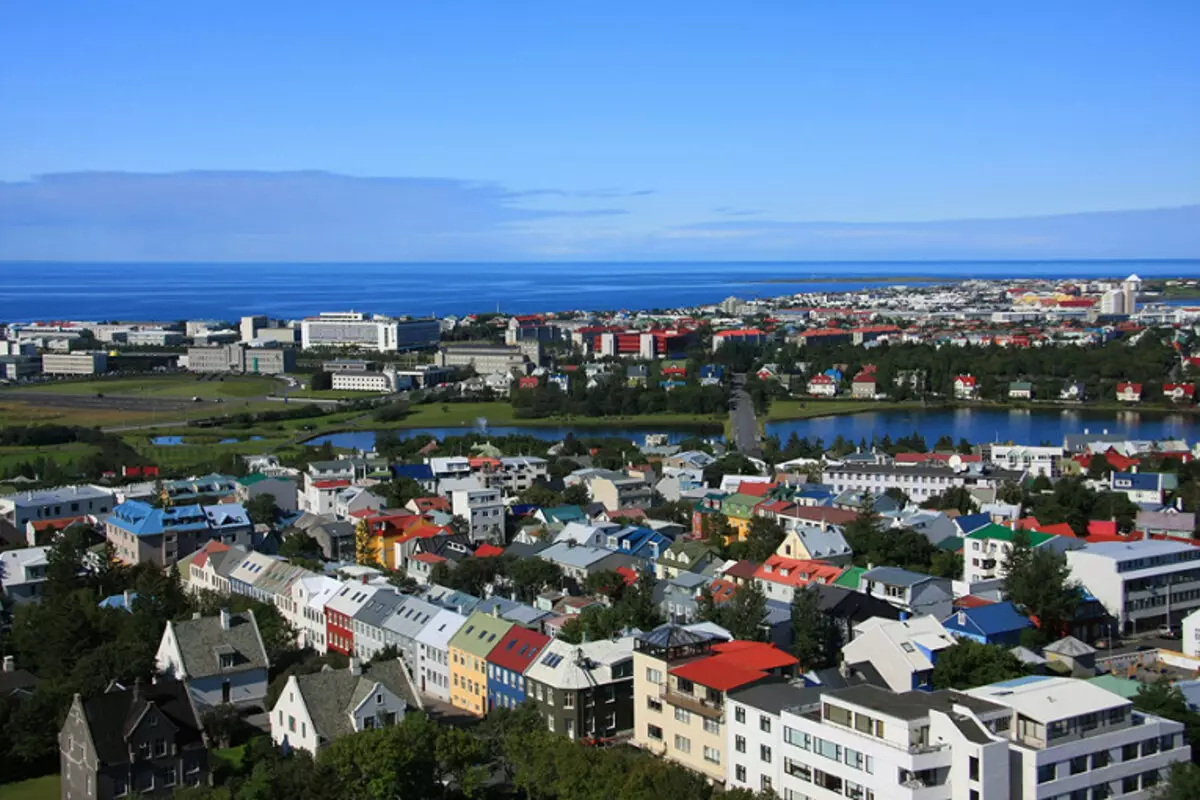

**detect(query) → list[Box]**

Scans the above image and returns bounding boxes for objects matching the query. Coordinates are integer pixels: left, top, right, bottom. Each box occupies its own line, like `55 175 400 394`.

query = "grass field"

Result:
15 374 282 399
396 401 725 430
0 775 60 800
765 398 923 421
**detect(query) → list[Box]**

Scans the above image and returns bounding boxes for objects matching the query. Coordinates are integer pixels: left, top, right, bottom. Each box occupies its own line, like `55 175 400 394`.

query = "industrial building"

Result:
186 343 296 374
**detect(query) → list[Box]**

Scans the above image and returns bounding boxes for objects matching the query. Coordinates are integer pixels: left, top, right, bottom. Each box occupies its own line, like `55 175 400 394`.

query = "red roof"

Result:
615 566 640 586
895 452 982 464
486 626 550 673
1164 383 1196 397
753 555 842 588
1073 449 1141 472
349 508 378 519
709 579 738 604
953 595 997 609
737 481 777 498
607 507 647 521
721 560 760 581
411 496 451 513
1087 520 1118 538
758 500 793 514
852 372 876 383
715 328 765 338
192 540 231 569
668 641 798 691
312 479 351 490
410 552 446 564
474 543 504 558
955 375 977 386
1117 382 1143 393
28 515 87 532
808 374 835 384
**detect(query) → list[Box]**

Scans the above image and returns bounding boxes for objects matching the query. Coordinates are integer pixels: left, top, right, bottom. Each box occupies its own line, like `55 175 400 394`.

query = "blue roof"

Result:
392 463 434 481
98 592 138 612
955 513 992 535
540 505 586 523
699 365 724 378
986 674 1052 689
862 566 934 586
942 601 1033 637
107 500 210 537
1111 472 1162 491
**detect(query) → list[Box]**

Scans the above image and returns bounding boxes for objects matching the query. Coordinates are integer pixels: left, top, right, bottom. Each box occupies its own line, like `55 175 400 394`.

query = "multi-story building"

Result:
445 478 504 543
485 625 550 712
632 623 798 785
987 444 1063 478
447 610 515 716
435 342 538 373
857 567 953 620
300 311 438 352
961 524 1073 588
414 607 467 702
351 587 406 661
380 594 440 671
331 370 396 392
59 678 210 799
473 456 549 493
105 500 253 568
240 315 298 345
725 677 818 795
523 636 637 742
589 473 654 513
1065 539 1200 633
822 463 1025 504
126 329 184 347
0 485 114 534
42 351 108 375
284 574 342 653
187 343 296 374
0 545 49 605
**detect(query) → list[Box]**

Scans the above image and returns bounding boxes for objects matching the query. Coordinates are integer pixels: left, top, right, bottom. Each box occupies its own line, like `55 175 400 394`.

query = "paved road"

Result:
730 373 763 459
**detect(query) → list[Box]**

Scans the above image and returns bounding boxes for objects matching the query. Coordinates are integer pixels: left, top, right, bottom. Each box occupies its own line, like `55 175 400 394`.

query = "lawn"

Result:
0 442 99 472
765 398 922 421
0 775 60 800
394 401 725 430
15 374 282 399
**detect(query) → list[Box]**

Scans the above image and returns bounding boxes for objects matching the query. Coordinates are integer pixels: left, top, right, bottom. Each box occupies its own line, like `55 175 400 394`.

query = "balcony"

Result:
661 686 723 720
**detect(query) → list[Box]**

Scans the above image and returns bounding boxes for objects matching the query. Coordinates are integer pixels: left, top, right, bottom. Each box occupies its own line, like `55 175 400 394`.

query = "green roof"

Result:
237 473 271 486
965 523 1054 547
1009 381 1033 390
833 566 866 589
1087 674 1142 699
448 611 516 658
721 493 761 518
935 536 964 552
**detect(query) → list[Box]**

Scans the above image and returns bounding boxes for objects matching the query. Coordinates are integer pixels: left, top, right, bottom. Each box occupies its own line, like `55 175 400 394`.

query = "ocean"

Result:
0 259 1197 321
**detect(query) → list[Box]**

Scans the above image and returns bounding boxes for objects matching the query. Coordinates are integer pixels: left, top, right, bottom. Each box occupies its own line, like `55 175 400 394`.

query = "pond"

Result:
149 435 264 446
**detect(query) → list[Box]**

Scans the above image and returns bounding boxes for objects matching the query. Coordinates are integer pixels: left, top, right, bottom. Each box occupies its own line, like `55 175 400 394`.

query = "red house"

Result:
1163 383 1195 403
518 376 539 390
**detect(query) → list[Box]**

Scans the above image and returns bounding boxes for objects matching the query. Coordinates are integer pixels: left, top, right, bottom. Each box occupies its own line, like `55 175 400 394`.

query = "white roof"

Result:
1069 538 1199 566
326 583 380 616
0 546 50 586
2 484 113 507
227 550 278 586
966 676 1129 723
849 616 956 671
523 636 635 690
439 476 484 494
553 521 615 546
413 608 468 650
300 575 343 613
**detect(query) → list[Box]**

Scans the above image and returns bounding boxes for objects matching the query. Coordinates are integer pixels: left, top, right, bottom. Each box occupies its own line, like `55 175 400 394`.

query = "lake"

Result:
764 408 1198 447
301 408 1198 452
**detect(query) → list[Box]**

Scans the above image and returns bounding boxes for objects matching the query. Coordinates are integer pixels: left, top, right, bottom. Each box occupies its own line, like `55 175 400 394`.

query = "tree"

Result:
380 477 425 509
930 550 963 580
1133 679 1200 762
883 486 911 506
790 585 838 669
583 569 628 602
449 515 470 537
997 481 1024 505
504 557 564 603
703 453 759 489
1002 530 1079 644
518 484 563 508
201 703 242 749
1156 762 1200 799
245 493 280 526
562 483 590 506
618 569 663 632
436 725 491 798
354 519 375 566
279 531 323 562
702 582 767 641
740 515 786 562
309 370 333 391
703 513 734 550
922 485 979 515
931 639 1027 689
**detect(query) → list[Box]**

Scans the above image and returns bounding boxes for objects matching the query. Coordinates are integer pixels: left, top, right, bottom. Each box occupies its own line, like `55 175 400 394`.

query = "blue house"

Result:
485 625 550 711
941 601 1033 646
954 512 992 537
391 463 437 492
659 379 687 391
699 365 725 386
604 526 673 562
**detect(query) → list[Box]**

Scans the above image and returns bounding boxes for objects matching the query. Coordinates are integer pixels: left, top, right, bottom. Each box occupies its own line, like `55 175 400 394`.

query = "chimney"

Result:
2 655 14 673
348 657 362 676
219 608 231 630
491 604 501 618
132 677 143 705
361 574 368 584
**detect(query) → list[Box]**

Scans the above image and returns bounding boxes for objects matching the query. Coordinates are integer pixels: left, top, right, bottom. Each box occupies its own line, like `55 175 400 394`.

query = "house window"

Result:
647 724 663 741
703 746 721 764
735 735 746 753
164 767 177 787
760 715 771 733
735 706 746 724
760 744 772 763
674 735 691 754
646 696 662 713
219 653 235 669
288 716 296 732
564 692 575 709
646 667 663 683
154 738 166 756
969 755 979 781
703 717 720 735
735 765 746 782
675 707 691 723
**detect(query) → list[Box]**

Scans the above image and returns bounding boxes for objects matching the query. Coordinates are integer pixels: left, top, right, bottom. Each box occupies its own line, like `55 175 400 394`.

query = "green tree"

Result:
931 639 1027 689
617 568 663 631
1133 679 1200 761
703 513 734 550
702 582 767 641
1002 530 1079 643
379 476 426 509
309 370 333 391
1156 762 1200 799
518 483 564 508
504 557 564 603
790 585 838 669
922 485 979 515
436 725 491 798
245 494 279 526
583 569 628 602
562 483 590 506
740 515 786 562
278 532 322 562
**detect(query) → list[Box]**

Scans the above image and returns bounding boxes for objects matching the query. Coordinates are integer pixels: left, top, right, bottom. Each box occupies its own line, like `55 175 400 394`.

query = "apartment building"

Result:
187 343 295 374
414 608 467 703
632 623 798 784
1065 539 1200 633
589 472 654 513
961 524 1077 588
474 456 549 493
324 583 380 656
435 342 538 373
822 463 1025 504
0 485 114 531
523 636 636 742
105 500 253 568
300 311 439 352
283 574 342 653
987 444 1063 478
725 677 816 795
41 351 108 375
443 478 504 543
331 370 396 392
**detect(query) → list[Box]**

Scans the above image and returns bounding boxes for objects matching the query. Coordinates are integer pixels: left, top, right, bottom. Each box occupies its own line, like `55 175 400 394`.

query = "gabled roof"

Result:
168 611 268 679
486 626 550 673
79 679 203 765
448 610 515 658
942 601 1032 637
966 523 1054 547
291 660 419 744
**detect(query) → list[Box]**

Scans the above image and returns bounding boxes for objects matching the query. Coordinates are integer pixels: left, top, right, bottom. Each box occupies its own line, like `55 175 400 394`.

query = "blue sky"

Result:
1 1 1198 261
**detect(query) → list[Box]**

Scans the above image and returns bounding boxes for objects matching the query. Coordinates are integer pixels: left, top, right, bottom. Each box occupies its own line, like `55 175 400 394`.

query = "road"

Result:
730 373 764 459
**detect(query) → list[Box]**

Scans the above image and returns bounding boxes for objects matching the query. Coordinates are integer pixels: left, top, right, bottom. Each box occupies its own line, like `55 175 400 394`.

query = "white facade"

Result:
1183 607 1200 658
447 480 504 543
331 371 395 392
414 608 467 702
725 691 786 794
841 616 957 693
0 485 114 529
286 575 342 654
1065 540 1200 633
987 445 1062 478
0 546 49 605
41 352 108 375
822 464 1022 504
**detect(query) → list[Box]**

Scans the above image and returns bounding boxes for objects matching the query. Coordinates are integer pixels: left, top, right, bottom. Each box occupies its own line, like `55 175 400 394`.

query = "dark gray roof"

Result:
504 541 552 559
823 684 1003 721
354 588 405 628
81 679 203 765
861 566 936 587
384 595 441 641
172 611 268 679
729 676 823 715
813 584 902 624
0 668 38 695
949 713 992 744
635 623 715 649
293 660 418 744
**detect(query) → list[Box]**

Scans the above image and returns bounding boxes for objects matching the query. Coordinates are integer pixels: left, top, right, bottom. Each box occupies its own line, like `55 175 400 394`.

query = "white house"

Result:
443 477 504 543
269 658 420 755
155 609 270 709
987 444 1062 478
1116 382 1142 403
725 677 814 793
954 374 978 399
841 616 957 693
1183 607 1200 658
807 374 837 397
0 546 49 605
414 607 467 702
285 574 343 654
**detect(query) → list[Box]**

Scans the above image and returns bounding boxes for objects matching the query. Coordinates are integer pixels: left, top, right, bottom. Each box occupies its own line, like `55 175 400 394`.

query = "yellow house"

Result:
720 493 760 541
447 610 514 716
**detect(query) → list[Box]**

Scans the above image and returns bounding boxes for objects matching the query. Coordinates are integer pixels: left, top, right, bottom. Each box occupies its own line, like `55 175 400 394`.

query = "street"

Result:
730 373 763 459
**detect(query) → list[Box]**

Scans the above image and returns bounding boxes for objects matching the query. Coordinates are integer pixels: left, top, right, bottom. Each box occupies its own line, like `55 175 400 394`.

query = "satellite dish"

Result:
948 454 963 471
